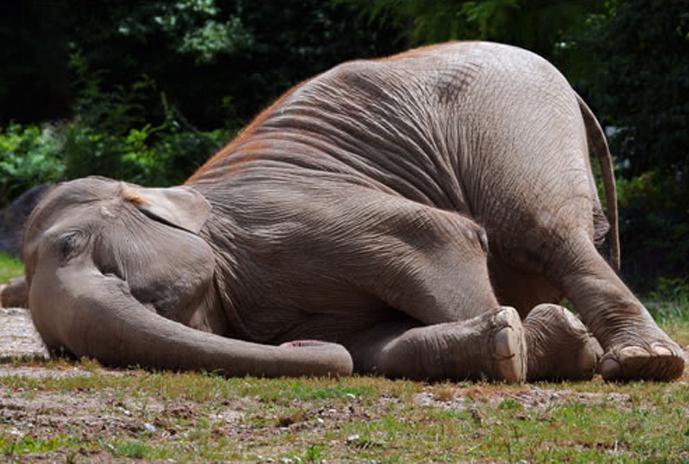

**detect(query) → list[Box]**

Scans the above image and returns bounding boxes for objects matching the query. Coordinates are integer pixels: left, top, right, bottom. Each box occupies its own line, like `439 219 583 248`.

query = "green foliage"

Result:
646 277 689 321
0 51 233 197
571 0 689 177
0 0 401 204
1 434 81 457
571 1 689 286
0 124 64 204
346 0 602 60
115 0 254 65
614 171 689 289
61 121 230 188
1 0 402 129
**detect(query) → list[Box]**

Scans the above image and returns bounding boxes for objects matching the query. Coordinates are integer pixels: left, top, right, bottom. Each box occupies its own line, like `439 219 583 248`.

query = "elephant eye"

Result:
58 231 83 262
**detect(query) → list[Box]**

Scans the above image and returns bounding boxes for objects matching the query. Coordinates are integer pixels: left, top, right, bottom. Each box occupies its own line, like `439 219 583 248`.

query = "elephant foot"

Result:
359 307 527 383
524 304 602 381
431 306 527 382
599 337 685 382
491 306 528 383
433 306 526 382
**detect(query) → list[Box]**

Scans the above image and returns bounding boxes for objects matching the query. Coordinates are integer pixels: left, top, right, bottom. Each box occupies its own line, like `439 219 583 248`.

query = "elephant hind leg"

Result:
552 232 685 381
347 307 526 383
524 304 601 381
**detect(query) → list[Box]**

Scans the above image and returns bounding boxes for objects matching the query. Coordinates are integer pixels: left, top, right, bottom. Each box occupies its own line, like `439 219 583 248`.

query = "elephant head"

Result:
22 177 352 377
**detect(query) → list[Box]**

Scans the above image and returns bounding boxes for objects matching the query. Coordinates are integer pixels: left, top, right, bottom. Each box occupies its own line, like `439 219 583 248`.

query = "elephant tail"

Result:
576 94 620 272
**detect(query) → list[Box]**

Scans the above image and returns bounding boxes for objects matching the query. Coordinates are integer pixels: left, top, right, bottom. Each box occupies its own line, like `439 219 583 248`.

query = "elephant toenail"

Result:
600 357 621 379
619 346 648 358
653 346 673 356
494 328 515 358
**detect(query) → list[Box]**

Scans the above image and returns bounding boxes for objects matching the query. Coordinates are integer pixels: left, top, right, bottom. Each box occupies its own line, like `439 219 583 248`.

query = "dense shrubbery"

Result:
0 119 230 195
0 58 232 193
0 0 401 195
0 124 64 203
579 0 689 289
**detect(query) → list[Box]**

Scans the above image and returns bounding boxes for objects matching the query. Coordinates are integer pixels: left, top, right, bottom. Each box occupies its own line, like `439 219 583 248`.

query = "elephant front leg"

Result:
524 304 602 381
347 307 527 383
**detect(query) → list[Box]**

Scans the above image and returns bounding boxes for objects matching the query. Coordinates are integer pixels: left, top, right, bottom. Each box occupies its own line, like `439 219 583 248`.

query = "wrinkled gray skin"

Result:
23 42 685 381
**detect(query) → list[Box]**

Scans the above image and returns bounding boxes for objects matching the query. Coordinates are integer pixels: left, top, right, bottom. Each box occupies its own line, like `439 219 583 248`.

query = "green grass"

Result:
0 316 687 463
0 434 82 457
0 353 688 462
0 252 23 283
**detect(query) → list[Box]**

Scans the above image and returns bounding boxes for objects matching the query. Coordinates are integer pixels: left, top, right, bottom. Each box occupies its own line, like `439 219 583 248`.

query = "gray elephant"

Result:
22 42 685 382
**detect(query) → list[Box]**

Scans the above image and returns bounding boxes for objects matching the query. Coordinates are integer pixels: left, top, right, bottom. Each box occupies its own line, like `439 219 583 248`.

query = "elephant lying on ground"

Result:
23 42 685 382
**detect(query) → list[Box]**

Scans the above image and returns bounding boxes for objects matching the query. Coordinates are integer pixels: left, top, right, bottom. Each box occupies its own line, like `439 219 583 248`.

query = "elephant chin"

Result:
28 263 353 377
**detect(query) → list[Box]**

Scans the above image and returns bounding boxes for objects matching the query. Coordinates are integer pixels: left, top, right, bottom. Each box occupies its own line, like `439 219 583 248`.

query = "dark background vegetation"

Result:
0 0 687 292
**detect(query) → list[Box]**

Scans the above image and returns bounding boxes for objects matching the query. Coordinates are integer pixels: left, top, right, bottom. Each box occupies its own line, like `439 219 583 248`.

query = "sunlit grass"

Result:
0 252 23 284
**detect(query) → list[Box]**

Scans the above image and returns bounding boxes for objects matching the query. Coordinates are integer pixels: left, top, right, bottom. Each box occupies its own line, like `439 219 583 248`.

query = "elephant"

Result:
21 42 685 382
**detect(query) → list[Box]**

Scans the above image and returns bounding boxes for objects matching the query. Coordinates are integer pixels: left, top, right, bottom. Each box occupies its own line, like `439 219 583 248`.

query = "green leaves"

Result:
0 124 64 204
344 0 602 58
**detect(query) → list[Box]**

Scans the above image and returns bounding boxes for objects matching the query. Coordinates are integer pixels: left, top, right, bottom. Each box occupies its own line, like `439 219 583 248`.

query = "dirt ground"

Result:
0 308 48 361
1 307 688 462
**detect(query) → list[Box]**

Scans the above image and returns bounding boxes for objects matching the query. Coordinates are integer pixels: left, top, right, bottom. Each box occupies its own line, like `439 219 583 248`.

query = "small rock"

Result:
346 434 360 443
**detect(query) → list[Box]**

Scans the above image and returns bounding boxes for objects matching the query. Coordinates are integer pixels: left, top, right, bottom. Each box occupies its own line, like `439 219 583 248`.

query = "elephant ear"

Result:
121 184 211 234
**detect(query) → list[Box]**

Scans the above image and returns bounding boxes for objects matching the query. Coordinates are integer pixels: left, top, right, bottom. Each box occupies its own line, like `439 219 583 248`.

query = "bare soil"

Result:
0 308 48 361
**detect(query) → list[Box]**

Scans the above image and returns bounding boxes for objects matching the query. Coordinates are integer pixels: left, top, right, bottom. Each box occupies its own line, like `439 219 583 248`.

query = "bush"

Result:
63 122 230 187
1 58 234 207
0 124 65 207
617 171 689 290
60 55 233 187
0 119 232 207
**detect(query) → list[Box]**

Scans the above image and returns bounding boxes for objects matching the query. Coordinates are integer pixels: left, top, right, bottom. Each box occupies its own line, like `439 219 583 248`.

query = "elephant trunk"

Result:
29 264 353 377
